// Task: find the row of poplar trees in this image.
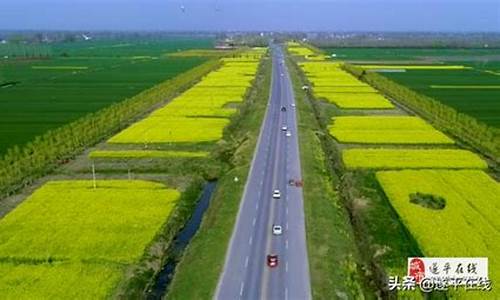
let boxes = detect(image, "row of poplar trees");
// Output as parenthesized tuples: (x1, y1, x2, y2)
(344, 64, 499, 162)
(0, 59, 221, 196)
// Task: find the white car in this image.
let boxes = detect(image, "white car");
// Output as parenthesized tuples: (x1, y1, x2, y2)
(272, 225, 283, 235)
(286, 131, 292, 137)
(272, 189, 281, 199)
(291, 103, 296, 108)
(281, 125, 288, 131)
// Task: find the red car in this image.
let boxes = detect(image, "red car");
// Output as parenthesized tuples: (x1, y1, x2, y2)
(267, 254, 278, 268)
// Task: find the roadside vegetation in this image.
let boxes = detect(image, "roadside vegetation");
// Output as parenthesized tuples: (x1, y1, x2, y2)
(287, 53, 366, 299)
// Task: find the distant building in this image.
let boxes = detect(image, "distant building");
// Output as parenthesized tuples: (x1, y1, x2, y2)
(215, 38, 236, 50)
(215, 45, 235, 50)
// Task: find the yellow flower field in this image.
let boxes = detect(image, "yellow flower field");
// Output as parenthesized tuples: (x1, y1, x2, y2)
(0, 262, 123, 300)
(298, 61, 394, 109)
(376, 170, 500, 298)
(315, 92, 394, 109)
(0, 180, 179, 263)
(108, 48, 265, 144)
(329, 116, 454, 144)
(89, 150, 209, 159)
(0, 179, 180, 299)
(343, 148, 487, 170)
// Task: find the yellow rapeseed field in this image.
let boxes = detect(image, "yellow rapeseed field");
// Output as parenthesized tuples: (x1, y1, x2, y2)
(342, 148, 487, 170)
(298, 61, 394, 109)
(376, 170, 500, 298)
(89, 150, 209, 159)
(0, 179, 180, 298)
(109, 48, 265, 144)
(329, 116, 454, 144)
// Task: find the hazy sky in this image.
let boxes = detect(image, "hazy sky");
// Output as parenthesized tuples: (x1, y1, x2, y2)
(1, 0, 499, 32)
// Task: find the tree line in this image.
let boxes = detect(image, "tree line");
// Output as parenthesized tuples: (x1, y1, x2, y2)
(343, 64, 499, 162)
(0, 59, 221, 197)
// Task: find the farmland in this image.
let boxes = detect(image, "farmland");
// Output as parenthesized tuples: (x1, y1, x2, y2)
(298, 61, 394, 109)
(0, 41, 268, 299)
(89, 150, 209, 159)
(109, 48, 265, 145)
(324, 47, 500, 63)
(0, 262, 123, 299)
(376, 170, 500, 297)
(329, 116, 454, 144)
(0, 180, 179, 297)
(342, 148, 487, 170)
(291, 43, 499, 299)
(381, 68, 500, 127)
(322, 47, 500, 128)
(0, 38, 213, 154)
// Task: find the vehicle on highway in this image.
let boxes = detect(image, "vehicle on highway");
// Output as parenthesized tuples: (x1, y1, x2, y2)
(291, 103, 296, 108)
(281, 106, 286, 112)
(272, 225, 283, 235)
(286, 131, 292, 137)
(267, 254, 279, 268)
(272, 189, 281, 199)
(281, 125, 288, 131)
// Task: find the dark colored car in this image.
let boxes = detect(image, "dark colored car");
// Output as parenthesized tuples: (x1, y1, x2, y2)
(281, 106, 286, 112)
(267, 254, 279, 268)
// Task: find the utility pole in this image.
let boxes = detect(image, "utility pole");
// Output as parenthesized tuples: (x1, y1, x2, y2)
(92, 162, 97, 189)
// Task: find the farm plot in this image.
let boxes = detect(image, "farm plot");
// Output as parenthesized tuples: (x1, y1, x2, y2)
(0, 38, 214, 154)
(0, 180, 179, 263)
(0, 262, 123, 299)
(380, 68, 500, 127)
(0, 179, 179, 298)
(298, 61, 394, 109)
(360, 65, 470, 70)
(329, 116, 454, 144)
(109, 48, 265, 145)
(288, 42, 315, 57)
(376, 170, 500, 297)
(89, 150, 209, 159)
(343, 148, 487, 170)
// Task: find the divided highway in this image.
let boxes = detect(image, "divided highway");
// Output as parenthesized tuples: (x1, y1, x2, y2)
(215, 45, 311, 300)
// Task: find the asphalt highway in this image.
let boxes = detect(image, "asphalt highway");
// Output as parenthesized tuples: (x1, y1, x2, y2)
(215, 45, 311, 300)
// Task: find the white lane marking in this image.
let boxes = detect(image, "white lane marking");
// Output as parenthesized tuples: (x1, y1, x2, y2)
(285, 239, 289, 249)
(285, 287, 289, 300)
(286, 261, 289, 272)
(252, 217, 256, 226)
(249, 237, 253, 245)
(286, 222, 289, 230)
(286, 207, 289, 216)
(245, 256, 249, 268)
(240, 282, 245, 296)
(256, 203, 259, 210)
